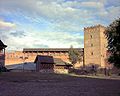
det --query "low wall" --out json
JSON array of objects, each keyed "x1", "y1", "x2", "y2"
[
  {"x1": 38, "y1": 69, "x2": 69, "y2": 74},
  {"x1": 54, "y1": 69, "x2": 69, "y2": 74}
]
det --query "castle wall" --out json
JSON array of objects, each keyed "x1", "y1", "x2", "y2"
[
  {"x1": 5, "y1": 50, "x2": 83, "y2": 69},
  {"x1": 5, "y1": 51, "x2": 24, "y2": 65}
]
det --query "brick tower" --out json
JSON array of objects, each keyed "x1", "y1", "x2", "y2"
[{"x1": 84, "y1": 25, "x2": 107, "y2": 68}]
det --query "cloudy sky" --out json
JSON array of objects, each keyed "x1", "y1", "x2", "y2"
[{"x1": 0, "y1": 0, "x2": 120, "y2": 51}]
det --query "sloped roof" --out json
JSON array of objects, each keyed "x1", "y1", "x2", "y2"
[
  {"x1": 53, "y1": 58, "x2": 71, "y2": 66},
  {"x1": 0, "y1": 40, "x2": 7, "y2": 49},
  {"x1": 34, "y1": 55, "x2": 72, "y2": 66},
  {"x1": 34, "y1": 55, "x2": 54, "y2": 64}
]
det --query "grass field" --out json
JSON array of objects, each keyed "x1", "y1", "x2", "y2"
[{"x1": 0, "y1": 72, "x2": 120, "y2": 96}]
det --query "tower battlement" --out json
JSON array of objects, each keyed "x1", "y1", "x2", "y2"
[{"x1": 84, "y1": 24, "x2": 106, "y2": 30}]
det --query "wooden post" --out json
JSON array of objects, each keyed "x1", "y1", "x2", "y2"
[
  {"x1": 83, "y1": 49, "x2": 85, "y2": 69},
  {"x1": 3, "y1": 48, "x2": 5, "y2": 67}
]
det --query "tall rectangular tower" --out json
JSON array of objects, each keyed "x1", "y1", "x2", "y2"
[{"x1": 84, "y1": 25, "x2": 107, "y2": 68}]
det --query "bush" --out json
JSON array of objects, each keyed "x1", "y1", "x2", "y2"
[
  {"x1": 0, "y1": 67, "x2": 9, "y2": 72},
  {"x1": 118, "y1": 73, "x2": 120, "y2": 76},
  {"x1": 69, "y1": 68, "x2": 89, "y2": 75}
]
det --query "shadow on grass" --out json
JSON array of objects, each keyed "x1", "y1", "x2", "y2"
[
  {"x1": 0, "y1": 72, "x2": 119, "y2": 83},
  {"x1": 0, "y1": 72, "x2": 82, "y2": 82}
]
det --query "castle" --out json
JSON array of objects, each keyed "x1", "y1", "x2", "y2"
[
  {"x1": 84, "y1": 25, "x2": 108, "y2": 68},
  {"x1": 5, "y1": 25, "x2": 108, "y2": 69}
]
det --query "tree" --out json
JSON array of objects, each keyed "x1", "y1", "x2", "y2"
[
  {"x1": 68, "y1": 45, "x2": 82, "y2": 67},
  {"x1": 105, "y1": 18, "x2": 120, "y2": 68}
]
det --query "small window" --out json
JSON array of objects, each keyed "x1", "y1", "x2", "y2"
[
  {"x1": 90, "y1": 35, "x2": 92, "y2": 38},
  {"x1": 91, "y1": 44, "x2": 93, "y2": 47},
  {"x1": 91, "y1": 52, "x2": 93, "y2": 55}
]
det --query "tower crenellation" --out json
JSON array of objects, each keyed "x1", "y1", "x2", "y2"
[{"x1": 84, "y1": 24, "x2": 106, "y2": 31}]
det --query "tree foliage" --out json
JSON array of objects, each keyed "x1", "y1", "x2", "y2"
[
  {"x1": 68, "y1": 45, "x2": 82, "y2": 65},
  {"x1": 105, "y1": 18, "x2": 120, "y2": 68}
]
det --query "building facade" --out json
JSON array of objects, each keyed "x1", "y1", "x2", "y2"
[
  {"x1": 0, "y1": 40, "x2": 7, "y2": 68},
  {"x1": 34, "y1": 55, "x2": 72, "y2": 73},
  {"x1": 5, "y1": 48, "x2": 83, "y2": 69},
  {"x1": 84, "y1": 25, "x2": 107, "y2": 68}
]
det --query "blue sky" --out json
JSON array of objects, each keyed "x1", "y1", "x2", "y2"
[{"x1": 0, "y1": 0, "x2": 120, "y2": 50}]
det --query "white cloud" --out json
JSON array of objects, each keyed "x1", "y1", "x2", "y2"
[
  {"x1": 30, "y1": 31, "x2": 84, "y2": 48},
  {"x1": 106, "y1": 0, "x2": 120, "y2": 6},
  {"x1": 80, "y1": 2, "x2": 104, "y2": 9},
  {"x1": 0, "y1": 0, "x2": 120, "y2": 50},
  {"x1": 107, "y1": 6, "x2": 120, "y2": 20},
  {"x1": 53, "y1": 21, "x2": 83, "y2": 32},
  {"x1": 4, "y1": 30, "x2": 83, "y2": 50},
  {"x1": 0, "y1": 20, "x2": 16, "y2": 30},
  {"x1": 0, "y1": 0, "x2": 119, "y2": 25}
]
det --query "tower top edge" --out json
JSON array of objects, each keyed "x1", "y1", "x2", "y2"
[{"x1": 84, "y1": 24, "x2": 106, "y2": 30}]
